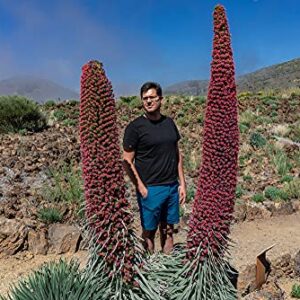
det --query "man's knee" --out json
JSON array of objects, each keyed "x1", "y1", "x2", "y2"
[{"x1": 142, "y1": 229, "x2": 156, "y2": 239}]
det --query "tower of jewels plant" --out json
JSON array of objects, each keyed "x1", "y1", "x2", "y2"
[
  {"x1": 166, "y1": 5, "x2": 239, "y2": 299},
  {"x1": 80, "y1": 60, "x2": 138, "y2": 283},
  {"x1": 79, "y1": 60, "x2": 162, "y2": 300}
]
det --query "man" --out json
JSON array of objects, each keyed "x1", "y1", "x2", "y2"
[{"x1": 123, "y1": 82, "x2": 186, "y2": 254}]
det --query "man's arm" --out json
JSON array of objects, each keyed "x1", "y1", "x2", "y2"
[
  {"x1": 177, "y1": 147, "x2": 186, "y2": 204},
  {"x1": 123, "y1": 150, "x2": 148, "y2": 198}
]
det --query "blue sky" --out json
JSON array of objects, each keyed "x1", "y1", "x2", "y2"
[{"x1": 0, "y1": 0, "x2": 299, "y2": 96}]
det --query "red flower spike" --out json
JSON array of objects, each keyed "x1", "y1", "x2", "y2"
[
  {"x1": 187, "y1": 5, "x2": 239, "y2": 260},
  {"x1": 79, "y1": 60, "x2": 136, "y2": 282}
]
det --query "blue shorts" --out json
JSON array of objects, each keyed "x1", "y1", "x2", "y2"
[{"x1": 137, "y1": 182, "x2": 180, "y2": 231}]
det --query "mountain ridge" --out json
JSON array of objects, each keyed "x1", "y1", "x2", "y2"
[
  {"x1": 0, "y1": 76, "x2": 79, "y2": 104},
  {"x1": 165, "y1": 57, "x2": 300, "y2": 95}
]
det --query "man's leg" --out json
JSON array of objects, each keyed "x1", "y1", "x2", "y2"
[
  {"x1": 159, "y1": 222, "x2": 174, "y2": 254},
  {"x1": 142, "y1": 229, "x2": 156, "y2": 254},
  {"x1": 137, "y1": 185, "x2": 164, "y2": 253},
  {"x1": 160, "y1": 182, "x2": 179, "y2": 254}
]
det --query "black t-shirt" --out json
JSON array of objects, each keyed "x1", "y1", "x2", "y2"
[{"x1": 123, "y1": 115, "x2": 181, "y2": 186}]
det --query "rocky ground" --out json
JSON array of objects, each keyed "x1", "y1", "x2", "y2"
[{"x1": 1, "y1": 212, "x2": 300, "y2": 299}]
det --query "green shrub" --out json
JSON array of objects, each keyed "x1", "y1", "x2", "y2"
[
  {"x1": 62, "y1": 118, "x2": 77, "y2": 126},
  {"x1": 183, "y1": 151, "x2": 198, "y2": 172},
  {"x1": 236, "y1": 185, "x2": 244, "y2": 198},
  {"x1": 177, "y1": 116, "x2": 189, "y2": 127},
  {"x1": 119, "y1": 95, "x2": 136, "y2": 105},
  {"x1": 239, "y1": 110, "x2": 256, "y2": 127},
  {"x1": 2, "y1": 259, "x2": 102, "y2": 300},
  {"x1": 121, "y1": 115, "x2": 129, "y2": 122},
  {"x1": 239, "y1": 123, "x2": 249, "y2": 133},
  {"x1": 272, "y1": 150, "x2": 292, "y2": 176},
  {"x1": 280, "y1": 175, "x2": 294, "y2": 183},
  {"x1": 291, "y1": 283, "x2": 300, "y2": 298},
  {"x1": 42, "y1": 162, "x2": 84, "y2": 205},
  {"x1": 282, "y1": 178, "x2": 300, "y2": 199},
  {"x1": 271, "y1": 111, "x2": 278, "y2": 118},
  {"x1": 67, "y1": 99, "x2": 79, "y2": 106},
  {"x1": 256, "y1": 115, "x2": 273, "y2": 125},
  {"x1": 37, "y1": 207, "x2": 63, "y2": 224},
  {"x1": 243, "y1": 174, "x2": 252, "y2": 182},
  {"x1": 252, "y1": 193, "x2": 264, "y2": 203},
  {"x1": 18, "y1": 129, "x2": 28, "y2": 136},
  {"x1": 53, "y1": 109, "x2": 67, "y2": 121},
  {"x1": 289, "y1": 121, "x2": 300, "y2": 143},
  {"x1": 196, "y1": 113, "x2": 204, "y2": 125},
  {"x1": 119, "y1": 95, "x2": 141, "y2": 109},
  {"x1": 193, "y1": 95, "x2": 206, "y2": 105},
  {"x1": 237, "y1": 91, "x2": 253, "y2": 100},
  {"x1": 179, "y1": 205, "x2": 185, "y2": 217},
  {"x1": 239, "y1": 153, "x2": 251, "y2": 167},
  {"x1": 250, "y1": 132, "x2": 267, "y2": 148},
  {"x1": 172, "y1": 97, "x2": 181, "y2": 105},
  {"x1": 186, "y1": 185, "x2": 195, "y2": 203},
  {"x1": 0, "y1": 95, "x2": 46, "y2": 134},
  {"x1": 264, "y1": 186, "x2": 287, "y2": 201},
  {"x1": 44, "y1": 99, "x2": 56, "y2": 108},
  {"x1": 261, "y1": 95, "x2": 277, "y2": 105}
]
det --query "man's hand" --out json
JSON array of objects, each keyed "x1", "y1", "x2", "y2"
[
  {"x1": 138, "y1": 184, "x2": 148, "y2": 199},
  {"x1": 178, "y1": 185, "x2": 186, "y2": 205}
]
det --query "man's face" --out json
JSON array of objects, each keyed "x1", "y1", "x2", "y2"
[{"x1": 141, "y1": 88, "x2": 162, "y2": 114}]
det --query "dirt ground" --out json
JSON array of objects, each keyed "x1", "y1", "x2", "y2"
[{"x1": 0, "y1": 212, "x2": 299, "y2": 298}]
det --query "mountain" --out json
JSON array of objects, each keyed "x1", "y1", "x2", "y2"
[
  {"x1": 165, "y1": 58, "x2": 300, "y2": 95},
  {"x1": 0, "y1": 76, "x2": 79, "y2": 104}
]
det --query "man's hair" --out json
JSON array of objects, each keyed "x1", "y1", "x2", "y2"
[{"x1": 140, "y1": 82, "x2": 162, "y2": 98}]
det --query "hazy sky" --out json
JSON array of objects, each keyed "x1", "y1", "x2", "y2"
[{"x1": 0, "y1": 0, "x2": 299, "y2": 96}]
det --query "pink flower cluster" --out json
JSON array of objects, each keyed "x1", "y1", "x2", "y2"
[
  {"x1": 187, "y1": 5, "x2": 239, "y2": 260},
  {"x1": 80, "y1": 60, "x2": 136, "y2": 282}
]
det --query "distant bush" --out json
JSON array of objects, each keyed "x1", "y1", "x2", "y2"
[
  {"x1": 239, "y1": 110, "x2": 257, "y2": 128},
  {"x1": 186, "y1": 185, "x2": 195, "y2": 203},
  {"x1": 177, "y1": 116, "x2": 189, "y2": 127},
  {"x1": 250, "y1": 132, "x2": 267, "y2": 148},
  {"x1": 261, "y1": 95, "x2": 277, "y2": 106},
  {"x1": 172, "y1": 97, "x2": 181, "y2": 105},
  {"x1": 282, "y1": 178, "x2": 300, "y2": 200},
  {"x1": 272, "y1": 149, "x2": 292, "y2": 176},
  {"x1": 193, "y1": 95, "x2": 206, "y2": 105},
  {"x1": 67, "y1": 99, "x2": 79, "y2": 106},
  {"x1": 42, "y1": 162, "x2": 84, "y2": 205},
  {"x1": 237, "y1": 91, "x2": 253, "y2": 100},
  {"x1": 44, "y1": 100, "x2": 56, "y2": 108},
  {"x1": 239, "y1": 123, "x2": 249, "y2": 133},
  {"x1": 37, "y1": 206, "x2": 63, "y2": 224},
  {"x1": 291, "y1": 283, "x2": 300, "y2": 298},
  {"x1": 243, "y1": 174, "x2": 252, "y2": 182},
  {"x1": 53, "y1": 109, "x2": 67, "y2": 121},
  {"x1": 264, "y1": 186, "x2": 288, "y2": 201},
  {"x1": 63, "y1": 118, "x2": 77, "y2": 127},
  {"x1": 235, "y1": 184, "x2": 245, "y2": 198},
  {"x1": 289, "y1": 121, "x2": 300, "y2": 143},
  {"x1": 0, "y1": 95, "x2": 47, "y2": 134},
  {"x1": 252, "y1": 193, "x2": 264, "y2": 203},
  {"x1": 280, "y1": 175, "x2": 294, "y2": 183},
  {"x1": 197, "y1": 113, "x2": 204, "y2": 125},
  {"x1": 119, "y1": 96, "x2": 141, "y2": 108}
]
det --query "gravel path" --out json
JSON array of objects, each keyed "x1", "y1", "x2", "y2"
[{"x1": 230, "y1": 211, "x2": 300, "y2": 268}]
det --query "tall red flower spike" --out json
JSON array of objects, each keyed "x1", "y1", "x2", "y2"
[
  {"x1": 187, "y1": 5, "x2": 239, "y2": 260},
  {"x1": 80, "y1": 60, "x2": 136, "y2": 283}
]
